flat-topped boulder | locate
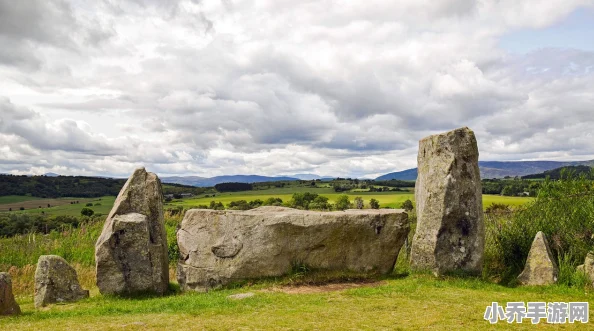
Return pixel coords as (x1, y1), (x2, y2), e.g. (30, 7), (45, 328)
(95, 167), (169, 295)
(177, 206), (409, 292)
(410, 127), (484, 275)
(0, 272), (20, 316)
(34, 255), (89, 308)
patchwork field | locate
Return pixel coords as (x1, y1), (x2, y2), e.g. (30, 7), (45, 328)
(0, 196), (116, 216)
(165, 189), (533, 210)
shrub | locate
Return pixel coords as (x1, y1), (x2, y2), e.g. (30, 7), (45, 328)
(263, 197), (283, 206)
(401, 199), (414, 211)
(369, 198), (380, 209)
(485, 170), (594, 285)
(80, 207), (95, 217)
(354, 197), (364, 209)
(334, 195), (351, 211)
(86, 202), (93, 207)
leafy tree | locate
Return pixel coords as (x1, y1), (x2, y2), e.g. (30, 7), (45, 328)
(401, 199), (414, 211)
(335, 194), (351, 211)
(214, 182), (253, 192)
(354, 197), (364, 209)
(80, 207), (94, 217)
(289, 192), (319, 209)
(369, 198), (380, 209)
(309, 196), (330, 210)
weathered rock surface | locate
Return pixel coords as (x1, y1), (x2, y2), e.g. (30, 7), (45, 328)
(410, 127), (484, 275)
(517, 231), (558, 286)
(0, 272), (20, 316)
(177, 206), (409, 292)
(95, 167), (169, 295)
(34, 255), (89, 308)
(583, 252), (594, 285)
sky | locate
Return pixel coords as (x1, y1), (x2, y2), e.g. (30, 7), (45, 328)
(0, 0), (593, 179)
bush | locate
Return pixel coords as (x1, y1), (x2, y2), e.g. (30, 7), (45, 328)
(369, 198), (380, 209)
(86, 202), (93, 207)
(309, 196), (331, 211)
(263, 197), (283, 206)
(80, 207), (95, 217)
(485, 170), (594, 285)
(354, 197), (364, 209)
(401, 199), (413, 211)
(335, 195), (351, 211)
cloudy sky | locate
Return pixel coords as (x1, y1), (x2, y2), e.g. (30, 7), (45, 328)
(1, 0), (593, 178)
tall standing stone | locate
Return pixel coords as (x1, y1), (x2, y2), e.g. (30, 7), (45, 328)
(410, 127), (484, 275)
(0, 272), (20, 316)
(517, 231), (558, 285)
(34, 255), (89, 308)
(95, 167), (169, 295)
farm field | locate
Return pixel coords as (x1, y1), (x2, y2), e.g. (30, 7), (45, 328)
(0, 196), (116, 216)
(0, 191), (532, 217)
(165, 188), (533, 210)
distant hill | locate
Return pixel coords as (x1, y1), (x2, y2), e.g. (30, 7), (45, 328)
(522, 165), (593, 180)
(161, 175), (300, 187)
(376, 160), (594, 181)
(290, 174), (334, 180)
(0, 174), (207, 198)
(376, 168), (418, 181)
(43, 172), (60, 177)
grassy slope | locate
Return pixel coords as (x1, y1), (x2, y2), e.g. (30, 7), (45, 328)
(0, 196), (116, 216)
(1, 275), (592, 330)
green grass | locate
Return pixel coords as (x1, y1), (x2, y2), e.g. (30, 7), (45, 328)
(167, 190), (533, 210)
(0, 196), (116, 216)
(0, 274), (592, 330)
(0, 196), (40, 204)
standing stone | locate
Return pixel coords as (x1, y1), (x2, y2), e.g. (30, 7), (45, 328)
(95, 167), (169, 295)
(34, 255), (89, 308)
(0, 272), (20, 316)
(410, 127), (484, 275)
(582, 252), (594, 285)
(517, 231), (558, 285)
(177, 207), (409, 292)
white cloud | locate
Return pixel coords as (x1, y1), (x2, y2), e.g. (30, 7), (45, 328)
(0, 0), (593, 177)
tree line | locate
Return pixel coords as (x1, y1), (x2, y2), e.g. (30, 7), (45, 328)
(0, 174), (207, 198)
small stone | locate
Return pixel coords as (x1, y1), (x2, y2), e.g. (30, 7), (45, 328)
(0, 272), (21, 316)
(517, 232), (558, 286)
(227, 292), (255, 300)
(583, 252), (594, 286)
(34, 255), (89, 308)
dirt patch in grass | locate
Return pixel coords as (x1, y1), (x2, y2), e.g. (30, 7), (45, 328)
(267, 280), (386, 294)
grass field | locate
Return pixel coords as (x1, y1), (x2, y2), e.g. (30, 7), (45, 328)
(165, 187), (533, 210)
(0, 273), (592, 330)
(0, 189), (584, 330)
(0, 196), (116, 216)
